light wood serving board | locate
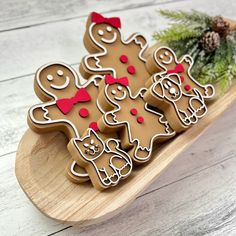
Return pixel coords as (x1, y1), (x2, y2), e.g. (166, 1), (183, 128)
(15, 84), (236, 225)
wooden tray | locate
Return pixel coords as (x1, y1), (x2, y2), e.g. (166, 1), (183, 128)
(15, 84), (236, 225)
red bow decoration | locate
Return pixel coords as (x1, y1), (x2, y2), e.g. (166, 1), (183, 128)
(91, 12), (121, 29)
(105, 74), (129, 87)
(166, 63), (184, 75)
(56, 88), (91, 115)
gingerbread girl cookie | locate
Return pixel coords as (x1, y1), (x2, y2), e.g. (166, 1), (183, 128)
(27, 62), (116, 183)
(144, 74), (209, 132)
(80, 11), (151, 96)
(68, 128), (132, 190)
(145, 46), (215, 99)
(97, 75), (175, 164)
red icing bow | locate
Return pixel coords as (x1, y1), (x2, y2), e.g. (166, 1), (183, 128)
(91, 12), (121, 29)
(56, 88), (91, 115)
(105, 74), (129, 87)
(166, 63), (185, 75)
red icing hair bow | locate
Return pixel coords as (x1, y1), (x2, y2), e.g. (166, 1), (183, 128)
(166, 63), (185, 75)
(56, 88), (91, 115)
(105, 75), (129, 87)
(91, 12), (121, 29)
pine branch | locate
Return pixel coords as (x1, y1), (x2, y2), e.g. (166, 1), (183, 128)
(159, 9), (212, 27)
(153, 25), (201, 43)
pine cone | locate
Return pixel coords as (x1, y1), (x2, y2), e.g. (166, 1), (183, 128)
(200, 31), (220, 53)
(212, 16), (230, 37)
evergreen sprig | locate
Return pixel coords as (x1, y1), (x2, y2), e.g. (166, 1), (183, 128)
(153, 9), (236, 93)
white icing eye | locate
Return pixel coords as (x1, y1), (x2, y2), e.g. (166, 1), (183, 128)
(111, 90), (116, 95)
(47, 75), (53, 81)
(167, 81), (172, 86)
(98, 30), (104, 36)
(106, 26), (112, 32)
(164, 51), (169, 56)
(117, 86), (122, 91)
(84, 143), (89, 147)
(90, 139), (94, 145)
(164, 83), (169, 89)
(160, 54), (164, 59)
(57, 70), (63, 76)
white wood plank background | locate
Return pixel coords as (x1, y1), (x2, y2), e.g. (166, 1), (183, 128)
(0, 0), (236, 235)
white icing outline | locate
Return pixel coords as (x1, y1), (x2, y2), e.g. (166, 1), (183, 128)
(97, 83), (175, 162)
(151, 73), (208, 127)
(152, 46), (215, 99)
(29, 62), (104, 179)
(70, 161), (89, 177)
(72, 128), (132, 188)
(101, 32), (117, 44)
(50, 76), (70, 89)
(82, 22), (148, 95)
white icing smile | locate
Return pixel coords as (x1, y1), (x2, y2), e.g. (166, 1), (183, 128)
(50, 76), (70, 89)
(101, 32), (117, 44)
(162, 55), (173, 64)
(114, 90), (127, 101)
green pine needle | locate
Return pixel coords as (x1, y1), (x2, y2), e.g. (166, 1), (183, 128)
(153, 9), (236, 94)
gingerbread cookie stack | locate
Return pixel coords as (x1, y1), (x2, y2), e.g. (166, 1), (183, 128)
(27, 12), (215, 191)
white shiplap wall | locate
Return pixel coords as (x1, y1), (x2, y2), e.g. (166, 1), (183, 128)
(0, 0), (236, 235)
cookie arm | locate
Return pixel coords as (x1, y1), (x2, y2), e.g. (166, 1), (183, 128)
(28, 102), (78, 138)
(180, 55), (194, 71)
(80, 54), (115, 79)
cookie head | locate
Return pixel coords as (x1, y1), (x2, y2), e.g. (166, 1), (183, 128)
(155, 47), (175, 67)
(75, 129), (104, 161)
(35, 63), (78, 98)
(105, 75), (129, 102)
(154, 74), (182, 102)
(89, 12), (121, 46)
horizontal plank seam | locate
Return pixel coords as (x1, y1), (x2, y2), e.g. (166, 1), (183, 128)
(137, 153), (236, 199)
(46, 152), (235, 235)
(0, 150), (16, 158)
(0, 0), (185, 34)
(0, 63), (79, 84)
(47, 226), (72, 236)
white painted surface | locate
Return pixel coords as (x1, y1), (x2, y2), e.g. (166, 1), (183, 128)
(0, 0), (236, 235)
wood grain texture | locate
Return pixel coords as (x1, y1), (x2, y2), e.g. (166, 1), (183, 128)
(15, 84), (236, 225)
(1, 101), (235, 235)
(0, 0), (236, 235)
(0, 0), (235, 82)
(0, 0), (169, 31)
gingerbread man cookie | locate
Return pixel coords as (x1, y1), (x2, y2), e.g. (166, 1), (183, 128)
(27, 62), (116, 183)
(145, 46), (215, 99)
(144, 74), (210, 132)
(80, 11), (151, 96)
(68, 128), (132, 190)
(97, 75), (175, 164)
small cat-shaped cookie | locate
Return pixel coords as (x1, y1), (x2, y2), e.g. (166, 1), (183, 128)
(68, 128), (132, 190)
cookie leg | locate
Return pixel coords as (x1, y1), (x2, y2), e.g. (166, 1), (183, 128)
(110, 155), (132, 177)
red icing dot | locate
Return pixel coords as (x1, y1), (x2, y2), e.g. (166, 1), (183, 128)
(89, 122), (99, 132)
(184, 84), (191, 91)
(180, 76), (184, 82)
(79, 108), (89, 118)
(127, 65), (136, 74)
(130, 108), (137, 116)
(120, 55), (128, 63)
(137, 116), (144, 124)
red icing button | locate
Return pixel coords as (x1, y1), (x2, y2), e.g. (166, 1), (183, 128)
(137, 116), (144, 124)
(79, 108), (89, 118)
(89, 122), (99, 132)
(180, 76), (184, 82)
(130, 108), (137, 116)
(120, 55), (128, 63)
(184, 84), (191, 91)
(127, 65), (136, 74)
